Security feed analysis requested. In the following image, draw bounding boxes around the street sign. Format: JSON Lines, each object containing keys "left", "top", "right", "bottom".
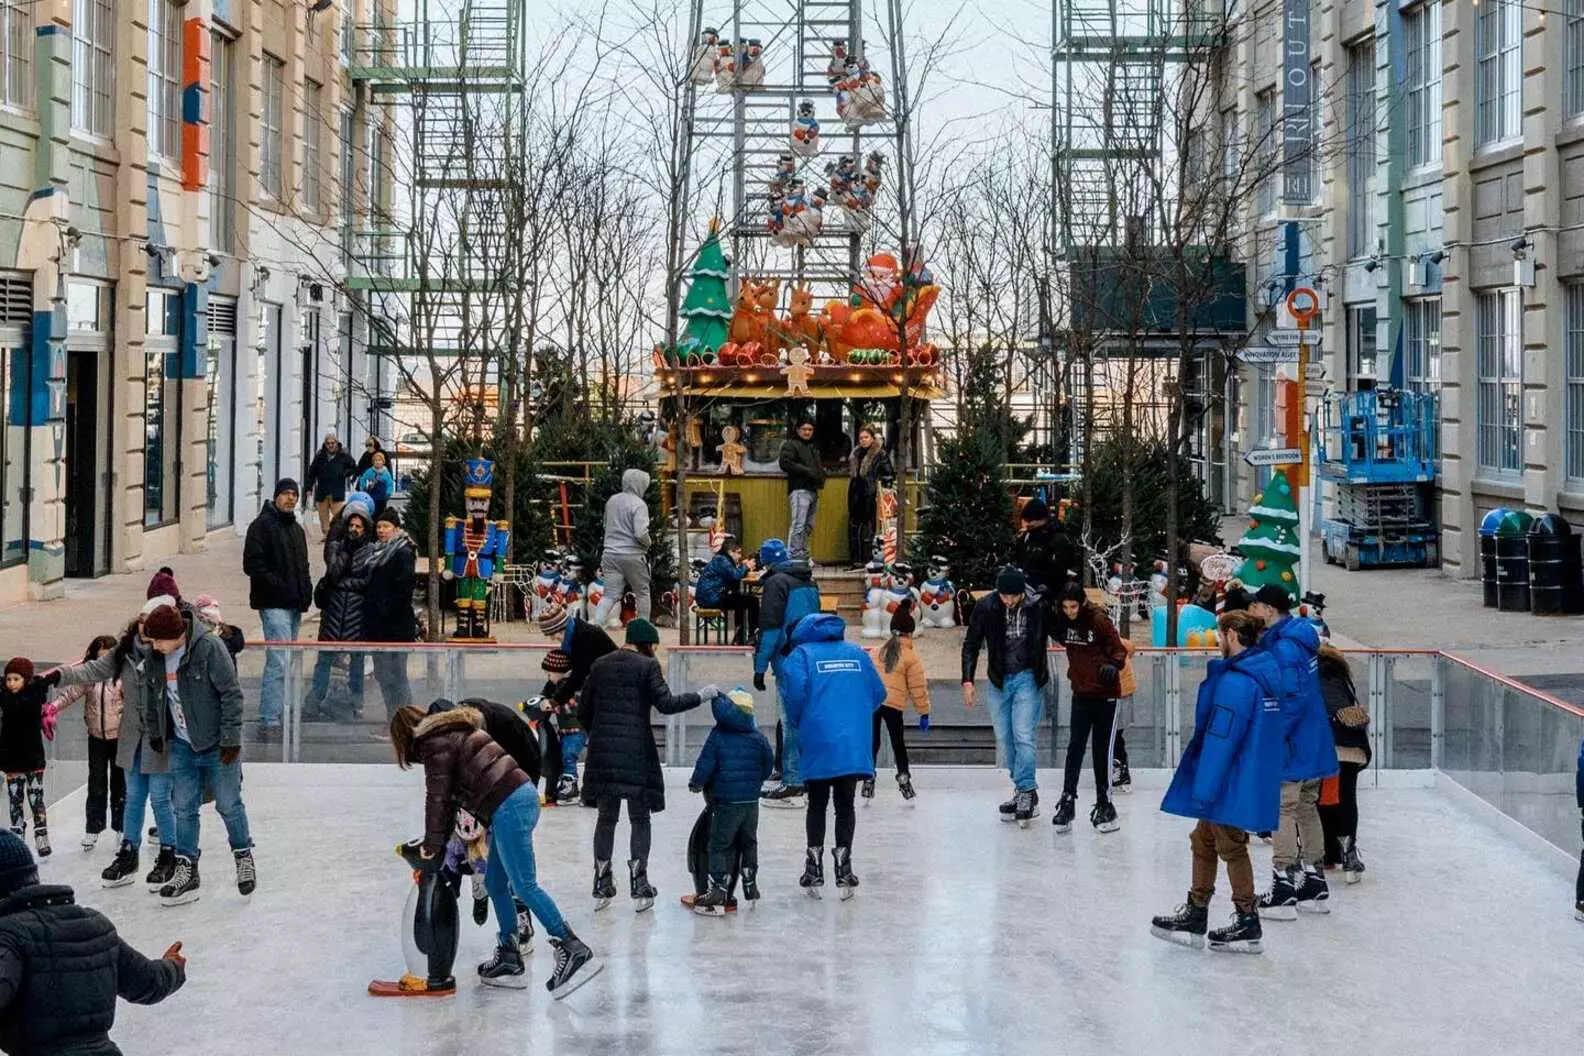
{"left": 1237, "top": 345, "right": 1299, "bottom": 364}
{"left": 1243, "top": 447, "right": 1303, "bottom": 467}
{"left": 1305, "top": 379, "right": 1329, "bottom": 398}
{"left": 1268, "top": 330, "right": 1322, "bottom": 347}
{"left": 1304, "top": 363, "right": 1327, "bottom": 380}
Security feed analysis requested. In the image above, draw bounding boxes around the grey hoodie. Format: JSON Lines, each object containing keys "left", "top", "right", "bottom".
{"left": 603, "top": 468, "right": 653, "bottom": 556}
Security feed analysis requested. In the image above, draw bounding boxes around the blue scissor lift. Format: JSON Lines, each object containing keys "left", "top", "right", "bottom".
{"left": 1316, "top": 390, "right": 1440, "bottom": 570}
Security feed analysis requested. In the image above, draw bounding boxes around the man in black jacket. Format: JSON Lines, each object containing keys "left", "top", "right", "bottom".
{"left": 243, "top": 478, "right": 312, "bottom": 740}
{"left": 305, "top": 431, "right": 357, "bottom": 533}
{"left": 778, "top": 420, "right": 826, "bottom": 562}
{"left": 960, "top": 567, "right": 1058, "bottom": 826}
{"left": 0, "top": 831, "right": 186, "bottom": 1055}
{"left": 1013, "top": 499, "right": 1079, "bottom": 597}
{"left": 538, "top": 603, "right": 619, "bottom": 711}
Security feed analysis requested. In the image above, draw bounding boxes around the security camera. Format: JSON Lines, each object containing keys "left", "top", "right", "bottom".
{"left": 1510, "top": 237, "right": 1533, "bottom": 253}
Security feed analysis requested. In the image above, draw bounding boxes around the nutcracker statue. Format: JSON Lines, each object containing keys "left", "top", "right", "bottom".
{"left": 442, "top": 458, "right": 511, "bottom": 641}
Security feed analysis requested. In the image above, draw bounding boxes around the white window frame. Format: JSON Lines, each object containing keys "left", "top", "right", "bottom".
{"left": 1568, "top": 0, "right": 1584, "bottom": 118}
{"left": 1475, "top": 0, "right": 1523, "bottom": 147}
{"left": 1346, "top": 41, "right": 1376, "bottom": 259}
{"left": 1405, "top": 296, "right": 1442, "bottom": 396}
{"left": 1, "top": 0, "right": 33, "bottom": 111}
{"left": 339, "top": 106, "right": 356, "bottom": 226}
{"left": 71, "top": 0, "right": 115, "bottom": 136}
{"left": 303, "top": 80, "right": 323, "bottom": 215}
{"left": 261, "top": 54, "right": 285, "bottom": 199}
{"left": 211, "top": 31, "right": 236, "bottom": 252}
{"left": 1405, "top": 2, "right": 1442, "bottom": 169}
{"left": 1476, "top": 288, "right": 1524, "bottom": 476}
{"left": 1255, "top": 90, "right": 1275, "bottom": 217}
{"left": 146, "top": 0, "right": 182, "bottom": 162}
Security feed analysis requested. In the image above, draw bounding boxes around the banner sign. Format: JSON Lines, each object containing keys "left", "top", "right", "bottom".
{"left": 1282, "top": 0, "right": 1311, "bottom": 205}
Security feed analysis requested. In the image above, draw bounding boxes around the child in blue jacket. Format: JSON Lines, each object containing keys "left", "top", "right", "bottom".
{"left": 687, "top": 689, "right": 774, "bottom": 915}
{"left": 1151, "top": 610, "right": 1285, "bottom": 954}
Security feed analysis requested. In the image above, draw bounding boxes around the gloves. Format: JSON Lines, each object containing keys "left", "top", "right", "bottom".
{"left": 918, "top": 714, "right": 931, "bottom": 733}
{"left": 41, "top": 703, "right": 58, "bottom": 742}
{"left": 41, "top": 669, "right": 61, "bottom": 689}
{"left": 147, "top": 737, "right": 166, "bottom": 755}
{"left": 1099, "top": 663, "right": 1120, "bottom": 688}
{"left": 472, "top": 894, "right": 489, "bottom": 927}
{"left": 695, "top": 683, "right": 721, "bottom": 701}
{"left": 753, "top": 672, "right": 766, "bottom": 692}
{"left": 220, "top": 745, "right": 241, "bottom": 766}
{"left": 688, "top": 785, "right": 703, "bottom": 795}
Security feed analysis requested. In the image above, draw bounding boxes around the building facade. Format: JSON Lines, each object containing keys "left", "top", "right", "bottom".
{"left": 0, "top": 0, "right": 394, "bottom": 603}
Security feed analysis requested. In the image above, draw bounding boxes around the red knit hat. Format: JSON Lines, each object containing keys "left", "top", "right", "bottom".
{"left": 147, "top": 568, "right": 181, "bottom": 602}
{"left": 142, "top": 604, "right": 186, "bottom": 641}
{"left": 3, "top": 658, "right": 33, "bottom": 681}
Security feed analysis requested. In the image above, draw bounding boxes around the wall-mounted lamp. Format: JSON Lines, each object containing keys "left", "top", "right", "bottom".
{"left": 1362, "top": 256, "right": 1380, "bottom": 273}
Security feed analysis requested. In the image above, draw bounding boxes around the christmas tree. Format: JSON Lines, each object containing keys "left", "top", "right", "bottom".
{"left": 912, "top": 430, "right": 1015, "bottom": 590}
{"left": 676, "top": 219, "right": 733, "bottom": 362}
{"left": 1234, "top": 468, "right": 1301, "bottom": 602}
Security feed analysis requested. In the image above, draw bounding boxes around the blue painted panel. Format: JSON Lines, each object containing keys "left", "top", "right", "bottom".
{"left": 179, "top": 283, "right": 207, "bottom": 379}
{"left": 27, "top": 310, "right": 52, "bottom": 424}
{"left": 182, "top": 83, "right": 203, "bottom": 124}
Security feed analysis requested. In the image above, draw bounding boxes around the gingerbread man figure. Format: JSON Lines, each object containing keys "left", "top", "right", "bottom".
{"left": 717, "top": 424, "right": 747, "bottom": 475}
{"left": 784, "top": 345, "right": 814, "bottom": 396}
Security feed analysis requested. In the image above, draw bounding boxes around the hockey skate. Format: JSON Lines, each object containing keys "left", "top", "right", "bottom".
{"left": 1294, "top": 866, "right": 1330, "bottom": 914}
{"left": 1207, "top": 909, "right": 1263, "bottom": 954}
{"left": 1051, "top": 792, "right": 1077, "bottom": 833}
{"left": 860, "top": 778, "right": 876, "bottom": 804}
{"left": 1149, "top": 899, "right": 1209, "bottom": 950}
{"left": 896, "top": 772, "right": 916, "bottom": 802}
{"left": 1111, "top": 761, "right": 1132, "bottom": 795}
{"left": 591, "top": 860, "right": 616, "bottom": 911}
{"left": 1013, "top": 789, "right": 1038, "bottom": 829}
{"left": 799, "top": 847, "right": 825, "bottom": 898}
{"left": 832, "top": 847, "right": 859, "bottom": 901}
{"left": 1256, "top": 869, "right": 1299, "bottom": 921}
{"left": 1089, "top": 799, "right": 1120, "bottom": 834}
{"left": 1341, "top": 838, "right": 1366, "bottom": 885}
{"left": 629, "top": 859, "right": 657, "bottom": 913}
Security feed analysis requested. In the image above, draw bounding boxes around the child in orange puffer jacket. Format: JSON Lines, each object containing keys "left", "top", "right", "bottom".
{"left": 868, "top": 600, "right": 930, "bottom": 803}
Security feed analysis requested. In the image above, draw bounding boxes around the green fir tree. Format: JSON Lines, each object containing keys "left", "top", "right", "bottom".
{"left": 676, "top": 221, "right": 733, "bottom": 362}
{"left": 913, "top": 429, "right": 1016, "bottom": 591}
{"left": 1234, "top": 468, "right": 1302, "bottom": 601}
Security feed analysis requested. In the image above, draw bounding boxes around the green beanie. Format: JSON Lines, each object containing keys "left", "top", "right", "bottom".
{"left": 625, "top": 618, "right": 661, "bottom": 646}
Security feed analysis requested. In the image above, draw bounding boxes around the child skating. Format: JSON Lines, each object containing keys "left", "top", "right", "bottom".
{"left": 0, "top": 658, "right": 56, "bottom": 857}
{"left": 52, "top": 636, "right": 125, "bottom": 850}
{"left": 868, "top": 600, "right": 929, "bottom": 803}
{"left": 687, "top": 688, "right": 774, "bottom": 915}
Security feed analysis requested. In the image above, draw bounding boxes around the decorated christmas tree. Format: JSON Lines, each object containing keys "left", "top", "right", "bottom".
{"left": 1234, "top": 468, "right": 1301, "bottom": 602}
{"left": 675, "top": 219, "right": 733, "bottom": 362}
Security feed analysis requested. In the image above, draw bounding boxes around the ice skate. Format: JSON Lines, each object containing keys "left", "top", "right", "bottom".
{"left": 1014, "top": 789, "right": 1038, "bottom": 828}
{"left": 234, "top": 848, "right": 257, "bottom": 896}
{"left": 1050, "top": 792, "right": 1077, "bottom": 833}
{"left": 999, "top": 796, "right": 1017, "bottom": 822}
{"left": 692, "top": 879, "right": 732, "bottom": 917}
{"left": 629, "top": 859, "right": 657, "bottom": 913}
{"left": 478, "top": 942, "right": 528, "bottom": 989}
{"left": 144, "top": 847, "right": 176, "bottom": 891}
{"left": 555, "top": 775, "right": 580, "bottom": 805}
{"left": 896, "top": 772, "right": 917, "bottom": 802}
{"left": 1111, "top": 761, "right": 1132, "bottom": 795}
{"left": 1256, "top": 868, "right": 1299, "bottom": 921}
{"left": 1089, "top": 799, "right": 1120, "bottom": 834}
{"left": 741, "top": 867, "right": 761, "bottom": 909}
{"left": 1149, "top": 898, "right": 1209, "bottom": 950}
{"left": 1294, "top": 866, "right": 1331, "bottom": 914}
{"left": 799, "top": 846, "right": 824, "bottom": 898}
{"left": 832, "top": 847, "right": 859, "bottom": 900}
{"left": 1341, "top": 838, "right": 1366, "bottom": 885}
{"left": 158, "top": 856, "right": 200, "bottom": 907}
{"left": 101, "top": 843, "right": 139, "bottom": 888}
{"left": 1575, "top": 900, "right": 1584, "bottom": 922}
{"left": 591, "top": 860, "right": 616, "bottom": 911}
{"left": 761, "top": 783, "right": 806, "bottom": 809}
{"left": 33, "top": 827, "right": 50, "bottom": 858}
{"left": 1208, "top": 909, "right": 1264, "bottom": 954}
{"left": 515, "top": 899, "right": 535, "bottom": 954}
{"left": 82, "top": 831, "right": 100, "bottom": 851}
{"left": 546, "top": 933, "right": 603, "bottom": 999}
{"left": 860, "top": 777, "right": 876, "bottom": 804}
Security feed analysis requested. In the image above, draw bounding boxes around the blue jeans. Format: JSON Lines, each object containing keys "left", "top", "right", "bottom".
{"left": 258, "top": 609, "right": 301, "bottom": 727}
{"left": 121, "top": 741, "right": 176, "bottom": 851}
{"left": 788, "top": 489, "right": 819, "bottom": 561}
{"left": 560, "top": 731, "right": 586, "bottom": 779}
{"left": 486, "top": 785, "right": 570, "bottom": 945}
{"left": 309, "top": 650, "right": 365, "bottom": 710}
{"left": 168, "top": 739, "right": 253, "bottom": 861}
{"left": 775, "top": 682, "right": 801, "bottom": 786}
{"left": 985, "top": 670, "right": 1043, "bottom": 792}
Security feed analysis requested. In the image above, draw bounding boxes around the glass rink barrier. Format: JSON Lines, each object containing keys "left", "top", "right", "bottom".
{"left": 39, "top": 642, "right": 1584, "bottom": 857}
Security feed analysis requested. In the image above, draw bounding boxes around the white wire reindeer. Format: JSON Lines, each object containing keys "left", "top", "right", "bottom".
{"left": 1081, "top": 532, "right": 1150, "bottom": 627}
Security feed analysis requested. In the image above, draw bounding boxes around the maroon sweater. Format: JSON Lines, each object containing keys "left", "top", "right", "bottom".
{"left": 1052, "top": 603, "right": 1129, "bottom": 697}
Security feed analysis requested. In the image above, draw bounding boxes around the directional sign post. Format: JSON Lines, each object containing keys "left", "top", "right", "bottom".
{"left": 1237, "top": 345, "right": 1300, "bottom": 364}
{"left": 1286, "top": 288, "right": 1320, "bottom": 594}
{"left": 1244, "top": 447, "right": 1303, "bottom": 468}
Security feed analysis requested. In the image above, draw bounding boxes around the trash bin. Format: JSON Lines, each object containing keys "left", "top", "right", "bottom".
{"left": 1528, "top": 514, "right": 1583, "bottom": 615}
{"left": 1494, "top": 510, "right": 1535, "bottom": 612}
{"left": 1479, "top": 507, "right": 1510, "bottom": 608}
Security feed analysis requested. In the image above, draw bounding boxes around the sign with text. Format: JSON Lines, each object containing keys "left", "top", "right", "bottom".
{"left": 1282, "top": 0, "right": 1311, "bottom": 205}
{"left": 1237, "top": 345, "right": 1300, "bottom": 364}
{"left": 1267, "top": 329, "right": 1321, "bottom": 347}
{"left": 1244, "top": 447, "right": 1303, "bottom": 467}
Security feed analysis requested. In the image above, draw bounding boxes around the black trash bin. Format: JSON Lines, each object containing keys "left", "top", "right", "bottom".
{"left": 1495, "top": 510, "right": 1535, "bottom": 612}
{"left": 1479, "top": 507, "right": 1510, "bottom": 608}
{"left": 1529, "top": 514, "right": 1583, "bottom": 615}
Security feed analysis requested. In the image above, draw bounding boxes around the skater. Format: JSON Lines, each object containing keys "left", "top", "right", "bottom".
{"left": 578, "top": 619, "right": 712, "bottom": 913}
{"left": 243, "top": 477, "right": 313, "bottom": 743}
{"left": 753, "top": 537, "right": 821, "bottom": 807}
{"left": 0, "top": 831, "right": 188, "bottom": 1051}
{"left": 540, "top": 650, "right": 586, "bottom": 803}
{"left": 0, "top": 659, "right": 53, "bottom": 857}
{"left": 52, "top": 636, "right": 125, "bottom": 850}
{"left": 695, "top": 537, "right": 760, "bottom": 644}
{"left": 593, "top": 468, "right": 654, "bottom": 625}
{"left": 1150, "top": 610, "right": 1284, "bottom": 954}
{"left": 1316, "top": 642, "right": 1370, "bottom": 884}
{"left": 1012, "top": 498, "right": 1078, "bottom": 597}
{"left": 687, "top": 688, "right": 775, "bottom": 914}
{"left": 138, "top": 603, "right": 255, "bottom": 906}
{"left": 1249, "top": 585, "right": 1339, "bottom": 920}
{"left": 539, "top": 602, "right": 618, "bottom": 719}
{"left": 869, "top": 599, "right": 929, "bottom": 803}
{"left": 51, "top": 602, "right": 179, "bottom": 891}
{"left": 781, "top": 613, "right": 887, "bottom": 900}
{"left": 1049, "top": 583, "right": 1130, "bottom": 834}
{"left": 961, "top": 566, "right": 1058, "bottom": 826}
{"left": 1111, "top": 638, "right": 1138, "bottom": 794}
{"left": 388, "top": 704, "right": 601, "bottom": 997}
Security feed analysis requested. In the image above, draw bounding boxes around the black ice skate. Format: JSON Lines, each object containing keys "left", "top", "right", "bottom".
{"left": 832, "top": 847, "right": 859, "bottom": 901}
{"left": 1208, "top": 909, "right": 1264, "bottom": 954}
{"left": 761, "top": 783, "right": 807, "bottom": 809}
{"left": 1149, "top": 899, "right": 1209, "bottom": 950}
{"left": 1341, "top": 838, "right": 1366, "bottom": 885}
{"left": 860, "top": 778, "right": 876, "bottom": 803}
{"left": 692, "top": 879, "right": 732, "bottom": 917}
{"left": 1014, "top": 789, "right": 1038, "bottom": 828}
{"left": 741, "top": 867, "right": 761, "bottom": 908}
{"left": 1111, "top": 761, "right": 1132, "bottom": 795}
{"left": 1051, "top": 792, "right": 1077, "bottom": 833}
{"left": 592, "top": 860, "right": 617, "bottom": 911}
{"left": 101, "top": 843, "right": 139, "bottom": 889}
{"left": 158, "top": 856, "right": 200, "bottom": 907}
{"left": 799, "top": 847, "right": 825, "bottom": 898}
{"left": 145, "top": 847, "right": 176, "bottom": 892}
{"left": 1257, "top": 869, "right": 1299, "bottom": 921}
{"left": 629, "top": 859, "right": 657, "bottom": 913}
{"left": 234, "top": 848, "right": 257, "bottom": 896}
{"left": 478, "top": 942, "right": 529, "bottom": 989}
{"left": 999, "top": 796, "right": 1017, "bottom": 822}
{"left": 1575, "top": 900, "right": 1584, "bottom": 922}
{"left": 1294, "top": 866, "right": 1330, "bottom": 914}
{"left": 33, "top": 827, "right": 49, "bottom": 858}
{"left": 1089, "top": 799, "right": 1120, "bottom": 834}
{"left": 555, "top": 775, "right": 580, "bottom": 804}
{"left": 896, "top": 772, "right": 916, "bottom": 802}
{"left": 546, "top": 933, "right": 603, "bottom": 1000}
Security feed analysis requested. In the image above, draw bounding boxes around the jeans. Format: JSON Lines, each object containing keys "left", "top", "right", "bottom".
{"left": 371, "top": 652, "right": 413, "bottom": 719}
{"left": 122, "top": 742, "right": 176, "bottom": 851}
{"left": 486, "top": 785, "right": 570, "bottom": 945}
{"left": 788, "top": 489, "right": 819, "bottom": 561}
{"left": 258, "top": 608, "right": 302, "bottom": 728}
{"left": 560, "top": 731, "right": 586, "bottom": 779}
{"left": 168, "top": 739, "right": 253, "bottom": 861}
{"left": 596, "top": 553, "right": 651, "bottom": 624}
{"left": 985, "top": 670, "right": 1043, "bottom": 792}
{"left": 775, "top": 685, "right": 802, "bottom": 786}
{"left": 86, "top": 736, "right": 125, "bottom": 835}
{"left": 309, "top": 649, "right": 365, "bottom": 712}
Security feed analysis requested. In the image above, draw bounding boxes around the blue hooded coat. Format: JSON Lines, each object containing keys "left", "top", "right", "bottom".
{"left": 753, "top": 560, "right": 821, "bottom": 677}
{"left": 1161, "top": 646, "right": 1286, "bottom": 833}
{"left": 780, "top": 614, "right": 887, "bottom": 782}
{"left": 1259, "top": 615, "right": 1340, "bottom": 782}
{"left": 695, "top": 552, "right": 747, "bottom": 608}
{"left": 689, "top": 694, "right": 776, "bottom": 803}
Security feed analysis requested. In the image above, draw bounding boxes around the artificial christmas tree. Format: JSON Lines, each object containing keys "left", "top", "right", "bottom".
{"left": 675, "top": 219, "right": 734, "bottom": 363}
{"left": 912, "top": 430, "right": 1015, "bottom": 591}
{"left": 1234, "top": 469, "right": 1302, "bottom": 602}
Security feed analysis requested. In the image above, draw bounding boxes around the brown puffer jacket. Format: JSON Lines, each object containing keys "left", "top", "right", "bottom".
{"left": 413, "top": 706, "right": 528, "bottom": 853}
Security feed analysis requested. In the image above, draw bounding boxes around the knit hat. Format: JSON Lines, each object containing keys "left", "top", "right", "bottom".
{"left": 890, "top": 598, "right": 916, "bottom": 635}
{"left": 342, "top": 491, "right": 375, "bottom": 522}
{"left": 376, "top": 507, "right": 403, "bottom": 528}
{"left": 1020, "top": 498, "right": 1050, "bottom": 523}
{"left": 726, "top": 688, "right": 754, "bottom": 714}
{"left": 274, "top": 477, "right": 300, "bottom": 497}
{"left": 1221, "top": 586, "right": 1254, "bottom": 613}
{"left": 193, "top": 593, "right": 223, "bottom": 626}
{"left": 624, "top": 618, "right": 660, "bottom": 646}
{"left": 541, "top": 649, "right": 572, "bottom": 674}
{"left": 0, "top": 831, "right": 37, "bottom": 897}
{"left": 1253, "top": 584, "right": 1294, "bottom": 613}
{"left": 4, "top": 657, "right": 33, "bottom": 681}
{"left": 143, "top": 604, "right": 186, "bottom": 641}
{"left": 141, "top": 594, "right": 177, "bottom": 617}
{"left": 995, "top": 566, "right": 1027, "bottom": 596}
{"left": 537, "top": 604, "right": 569, "bottom": 639}
{"left": 147, "top": 568, "right": 181, "bottom": 602}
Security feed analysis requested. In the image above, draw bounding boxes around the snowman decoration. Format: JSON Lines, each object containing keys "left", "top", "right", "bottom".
{"left": 825, "top": 39, "right": 849, "bottom": 83}
{"left": 883, "top": 562, "right": 922, "bottom": 633}
{"left": 779, "top": 182, "right": 826, "bottom": 247}
{"left": 690, "top": 27, "right": 720, "bottom": 85}
{"left": 585, "top": 568, "right": 606, "bottom": 619}
{"left": 837, "top": 58, "right": 886, "bottom": 129}
{"left": 556, "top": 555, "right": 586, "bottom": 615}
{"left": 1147, "top": 557, "right": 1170, "bottom": 611}
{"left": 860, "top": 555, "right": 893, "bottom": 639}
{"left": 531, "top": 551, "right": 564, "bottom": 619}
{"left": 790, "top": 100, "right": 821, "bottom": 158}
{"left": 737, "top": 39, "right": 766, "bottom": 89}
{"left": 918, "top": 558, "right": 957, "bottom": 629}
{"left": 714, "top": 41, "right": 737, "bottom": 92}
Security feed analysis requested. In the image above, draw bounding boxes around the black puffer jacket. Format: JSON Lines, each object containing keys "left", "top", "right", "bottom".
{"left": 456, "top": 698, "right": 541, "bottom": 784}
{"left": 363, "top": 531, "right": 419, "bottom": 643}
{"left": 316, "top": 526, "right": 374, "bottom": 642}
{"left": 549, "top": 618, "right": 619, "bottom": 705}
{"left": 1318, "top": 652, "right": 1372, "bottom": 764}
{"left": 242, "top": 502, "right": 312, "bottom": 613}
{"left": 578, "top": 649, "right": 703, "bottom": 812}
{"left": 0, "top": 884, "right": 185, "bottom": 1056}
{"left": 413, "top": 707, "right": 529, "bottom": 854}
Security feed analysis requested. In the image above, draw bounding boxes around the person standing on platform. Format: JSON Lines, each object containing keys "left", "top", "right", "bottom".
{"left": 304, "top": 431, "right": 357, "bottom": 534}
{"left": 1048, "top": 583, "right": 1131, "bottom": 835}
{"left": 595, "top": 469, "right": 653, "bottom": 626}
{"left": 1316, "top": 641, "right": 1371, "bottom": 884}
{"left": 752, "top": 538, "right": 822, "bottom": 808}
{"left": 1012, "top": 499, "right": 1078, "bottom": 597}
{"left": 846, "top": 425, "right": 893, "bottom": 568}
{"left": 779, "top": 420, "right": 826, "bottom": 563}
{"left": 243, "top": 479, "right": 312, "bottom": 743}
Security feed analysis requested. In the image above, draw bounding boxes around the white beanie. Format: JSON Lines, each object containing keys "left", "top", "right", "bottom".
{"left": 141, "top": 594, "right": 177, "bottom": 617}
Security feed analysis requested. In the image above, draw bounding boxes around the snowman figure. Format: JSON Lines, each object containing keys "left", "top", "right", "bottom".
{"left": 556, "top": 555, "right": 586, "bottom": 615}
{"left": 825, "top": 39, "right": 849, "bottom": 84}
{"left": 531, "top": 550, "right": 563, "bottom": 619}
{"left": 767, "top": 193, "right": 787, "bottom": 243}
{"left": 738, "top": 39, "right": 766, "bottom": 88}
{"left": 1148, "top": 557, "right": 1170, "bottom": 611}
{"left": 769, "top": 153, "right": 797, "bottom": 197}
{"left": 919, "top": 558, "right": 957, "bottom": 629}
{"left": 883, "top": 562, "right": 922, "bottom": 631}
{"left": 860, "top": 557, "right": 892, "bottom": 639}
{"left": 839, "top": 59, "right": 886, "bottom": 128}
{"left": 714, "top": 41, "right": 737, "bottom": 92}
{"left": 585, "top": 568, "right": 606, "bottom": 620}
{"left": 827, "top": 154, "right": 858, "bottom": 198}
{"left": 862, "top": 151, "right": 885, "bottom": 196}
{"left": 781, "top": 183, "right": 826, "bottom": 247}
{"left": 791, "top": 100, "right": 821, "bottom": 158}
{"left": 690, "top": 27, "right": 720, "bottom": 85}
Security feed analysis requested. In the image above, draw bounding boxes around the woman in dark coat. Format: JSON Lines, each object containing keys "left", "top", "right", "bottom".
{"left": 577, "top": 619, "right": 713, "bottom": 912}
{"left": 1316, "top": 642, "right": 1370, "bottom": 882}
{"left": 846, "top": 424, "right": 894, "bottom": 567}
{"left": 365, "top": 509, "right": 419, "bottom": 718}
{"left": 307, "top": 508, "right": 374, "bottom": 720}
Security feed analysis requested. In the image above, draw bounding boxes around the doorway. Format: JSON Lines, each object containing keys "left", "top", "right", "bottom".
{"left": 64, "top": 349, "right": 100, "bottom": 577}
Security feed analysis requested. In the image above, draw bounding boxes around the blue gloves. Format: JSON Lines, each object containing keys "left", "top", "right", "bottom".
{"left": 918, "top": 714, "right": 931, "bottom": 733}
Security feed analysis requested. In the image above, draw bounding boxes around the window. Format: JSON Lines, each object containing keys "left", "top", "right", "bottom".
{"left": 1405, "top": 2, "right": 1442, "bottom": 168}
{"left": 303, "top": 81, "right": 323, "bottom": 214}
{"left": 339, "top": 107, "right": 356, "bottom": 226}
{"left": 1346, "top": 307, "right": 1378, "bottom": 385}
{"left": 1475, "top": 0, "right": 1522, "bottom": 146}
{"left": 1, "top": 344, "right": 27, "bottom": 564}
{"left": 1476, "top": 289, "right": 1524, "bottom": 475}
{"left": 211, "top": 33, "right": 236, "bottom": 252}
{"left": 261, "top": 55, "right": 285, "bottom": 198}
{"left": 71, "top": 0, "right": 115, "bottom": 135}
{"left": 1346, "top": 42, "right": 1376, "bottom": 258}
{"left": 144, "top": 289, "right": 181, "bottom": 527}
{"left": 1219, "top": 107, "right": 1238, "bottom": 189}
{"left": 1566, "top": 285, "right": 1584, "bottom": 480}
{"left": 1569, "top": 0, "right": 1584, "bottom": 117}
{"left": 1, "top": 0, "right": 32, "bottom": 109}
{"left": 1405, "top": 296, "right": 1442, "bottom": 395}
{"left": 341, "top": 0, "right": 355, "bottom": 64}
{"left": 1307, "top": 60, "right": 1322, "bottom": 204}
{"left": 146, "top": 0, "right": 182, "bottom": 161}
{"left": 1255, "top": 90, "right": 1275, "bottom": 215}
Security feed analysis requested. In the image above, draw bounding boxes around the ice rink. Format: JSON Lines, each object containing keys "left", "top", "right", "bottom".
{"left": 34, "top": 765, "right": 1584, "bottom": 1056}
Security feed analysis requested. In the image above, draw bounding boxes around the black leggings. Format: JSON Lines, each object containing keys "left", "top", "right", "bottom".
{"left": 1062, "top": 695, "right": 1119, "bottom": 798}
{"left": 805, "top": 776, "right": 858, "bottom": 850}
{"left": 716, "top": 593, "right": 760, "bottom": 639}
{"left": 1319, "top": 760, "right": 1365, "bottom": 863}
{"left": 871, "top": 708, "right": 910, "bottom": 775}
{"left": 593, "top": 795, "right": 652, "bottom": 864}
